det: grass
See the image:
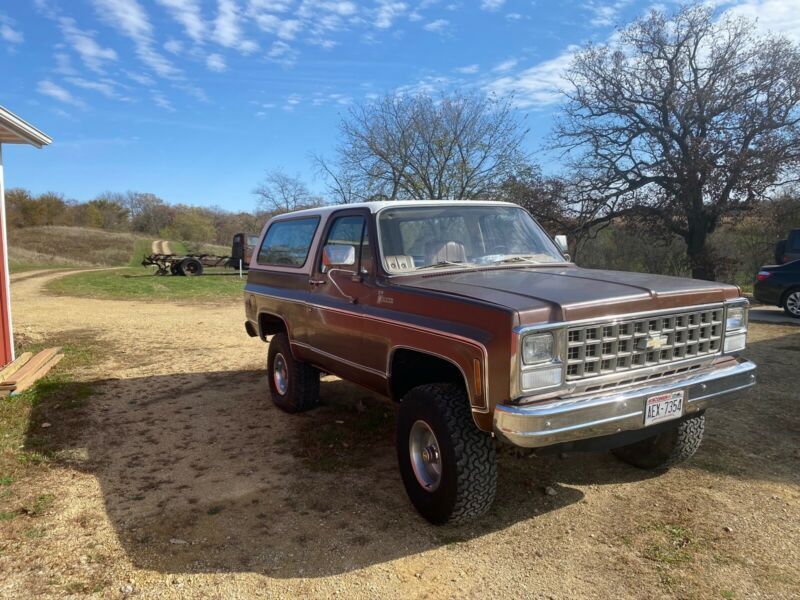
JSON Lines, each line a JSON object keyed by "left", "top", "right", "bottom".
{"left": 45, "top": 267, "right": 245, "bottom": 302}
{"left": 8, "top": 258, "right": 78, "bottom": 274}
{"left": 0, "top": 338, "right": 99, "bottom": 539}
{"left": 8, "top": 226, "right": 152, "bottom": 269}
{"left": 642, "top": 523, "right": 696, "bottom": 566}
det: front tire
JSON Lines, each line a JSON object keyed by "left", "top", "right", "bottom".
{"left": 396, "top": 383, "right": 496, "bottom": 524}
{"left": 782, "top": 288, "right": 800, "bottom": 318}
{"left": 267, "top": 333, "right": 320, "bottom": 412}
{"left": 612, "top": 413, "right": 705, "bottom": 470}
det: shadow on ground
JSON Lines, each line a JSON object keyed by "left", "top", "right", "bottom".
{"left": 22, "top": 327, "right": 800, "bottom": 578}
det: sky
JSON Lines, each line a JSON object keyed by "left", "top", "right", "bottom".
{"left": 1, "top": 0, "right": 799, "bottom": 212}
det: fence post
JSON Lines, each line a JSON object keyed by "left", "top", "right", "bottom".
{"left": 239, "top": 259, "right": 243, "bottom": 279}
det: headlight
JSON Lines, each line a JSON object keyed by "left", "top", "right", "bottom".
{"left": 522, "top": 333, "right": 554, "bottom": 364}
{"left": 726, "top": 306, "right": 746, "bottom": 331}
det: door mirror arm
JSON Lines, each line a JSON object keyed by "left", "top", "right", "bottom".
{"left": 327, "top": 268, "right": 358, "bottom": 304}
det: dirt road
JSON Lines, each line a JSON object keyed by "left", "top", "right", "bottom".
{"left": 2, "top": 271, "right": 799, "bottom": 598}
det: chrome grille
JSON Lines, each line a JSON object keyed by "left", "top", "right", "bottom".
{"left": 565, "top": 307, "right": 724, "bottom": 380}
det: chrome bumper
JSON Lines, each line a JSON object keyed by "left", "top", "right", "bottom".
{"left": 494, "top": 359, "right": 757, "bottom": 448}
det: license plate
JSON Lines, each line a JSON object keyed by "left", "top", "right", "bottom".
{"left": 644, "top": 390, "right": 684, "bottom": 426}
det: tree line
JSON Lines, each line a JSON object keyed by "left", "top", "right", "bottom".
{"left": 6, "top": 189, "right": 266, "bottom": 247}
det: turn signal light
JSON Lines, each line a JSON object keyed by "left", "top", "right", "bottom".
{"left": 756, "top": 271, "right": 772, "bottom": 281}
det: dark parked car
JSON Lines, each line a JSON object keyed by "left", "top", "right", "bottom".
{"left": 774, "top": 229, "right": 800, "bottom": 265}
{"left": 754, "top": 260, "right": 800, "bottom": 318}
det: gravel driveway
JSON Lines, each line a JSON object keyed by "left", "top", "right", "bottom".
{"left": 1, "top": 270, "right": 798, "bottom": 599}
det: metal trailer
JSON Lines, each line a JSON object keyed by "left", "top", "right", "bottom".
{"left": 142, "top": 232, "right": 257, "bottom": 276}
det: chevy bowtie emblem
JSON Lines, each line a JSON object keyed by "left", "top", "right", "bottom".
{"left": 638, "top": 332, "right": 669, "bottom": 351}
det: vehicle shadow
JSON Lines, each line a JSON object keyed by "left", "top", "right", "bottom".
{"left": 24, "top": 370, "right": 593, "bottom": 578}
{"left": 22, "top": 327, "right": 798, "bottom": 578}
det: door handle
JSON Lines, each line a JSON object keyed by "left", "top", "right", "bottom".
{"left": 309, "top": 278, "right": 326, "bottom": 285}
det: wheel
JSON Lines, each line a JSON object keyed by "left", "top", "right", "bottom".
{"left": 169, "top": 263, "right": 180, "bottom": 275}
{"left": 612, "top": 413, "right": 705, "bottom": 470}
{"left": 266, "top": 333, "right": 320, "bottom": 413}
{"left": 782, "top": 288, "right": 800, "bottom": 318}
{"left": 180, "top": 258, "right": 204, "bottom": 276}
{"left": 396, "top": 383, "right": 496, "bottom": 524}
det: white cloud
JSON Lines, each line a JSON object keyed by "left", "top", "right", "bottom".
{"left": 283, "top": 92, "right": 301, "bottom": 110}
{"left": 423, "top": 18, "right": 448, "bottom": 32}
{"left": 59, "top": 17, "right": 118, "bottom": 72}
{"left": 164, "top": 38, "right": 183, "bottom": 53}
{"left": 152, "top": 91, "right": 175, "bottom": 110}
{"left": 66, "top": 76, "right": 122, "bottom": 99}
{"left": 480, "top": 0, "right": 505, "bottom": 11}
{"left": 267, "top": 40, "right": 298, "bottom": 65}
{"left": 91, "top": 0, "right": 181, "bottom": 78}
{"left": 126, "top": 70, "right": 155, "bottom": 86}
{"left": 0, "top": 15, "right": 24, "bottom": 45}
{"left": 583, "top": 0, "right": 631, "bottom": 28}
{"left": 375, "top": 1, "right": 407, "bottom": 28}
{"left": 724, "top": 0, "right": 800, "bottom": 42}
{"left": 37, "top": 80, "right": 85, "bottom": 107}
{"left": 54, "top": 52, "right": 78, "bottom": 76}
{"left": 206, "top": 52, "right": 226, "bottom": 71}
{"left": 155, "top": 0, "right": 206, "bottom": 42}
{"left": 484, "top": 47, "right": 576, "bottom": 108}
{"left": 455, "top": 63, "right": 479, "bottom": 74}
{"left": 492, "top": 57, "right": 517, "bottom": 72}
{"left": 505, "top": 12, "right": 523, "bottom": 21}
{"left": 214, "top": 0, "right": 258, "bottom": 53}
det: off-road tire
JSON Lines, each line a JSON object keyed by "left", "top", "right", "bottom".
{"left": 782, "top": 288, "right": 800, "bottom": 318}
{"left": 396, "top": 383, "right": 496, "bottom": 525}
{"left": 612, "top": 413, "right": 705, "bottom": 470}
{"left": 180, "top": 258, "right": 204, "bottom": 276}
{"left": 267, "top": 333, "right": 320, "bottom": 413}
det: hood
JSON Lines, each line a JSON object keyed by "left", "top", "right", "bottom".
{"left": 398, "top": 265, "right": 740, "bottom": 324}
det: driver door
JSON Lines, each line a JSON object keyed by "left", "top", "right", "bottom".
{"left": 305, "top": 209, "right": 374, "bottom": 377}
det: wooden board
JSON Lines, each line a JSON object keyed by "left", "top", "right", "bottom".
{"left": 12, "top": 353, "right": 64, "bottom": 394}
{"left": 0, "top": 352, "right": 32, "bottom": 383}
{"left": 0, "top": 348, "right": 61, "bottom": 389}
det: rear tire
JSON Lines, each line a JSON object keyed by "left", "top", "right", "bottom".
{"left": 180, "top": 258, "right": 204, "bottom": 276}
{"left": 396, "top": 383, "right": 496, "bottom": 524}
{"left": 267, "top": 333, "right": 320, "bottom": 413}
{"left": 782, "top": 288, "right": 800, "bottom": 318}
{"left": 612, "top": 413, "right": 705, "bottom": 470}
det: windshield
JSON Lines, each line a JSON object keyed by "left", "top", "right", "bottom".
{"left": 377, "top": 205, "right": 565, "bottom": 273}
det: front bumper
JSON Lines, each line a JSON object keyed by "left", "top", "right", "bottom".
{"left": 494, "top": 359, "right": 756, "bottom": 448}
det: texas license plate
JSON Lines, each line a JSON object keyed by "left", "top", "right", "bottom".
{"left": 644, "top": 390, "right": 684, "bottom": 426}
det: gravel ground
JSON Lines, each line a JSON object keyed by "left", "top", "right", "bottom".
{"left": 1, "top": 269, "right": 798, "bottom": 599}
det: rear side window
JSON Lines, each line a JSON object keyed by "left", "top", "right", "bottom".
{"left": 789, "top": 231, "right": 800, "bottom": 251}
{"left": 257, "top": 217, "right": 320, "bottom": 267}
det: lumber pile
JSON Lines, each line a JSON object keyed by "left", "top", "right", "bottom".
{"left": 0, "top": 348, "right": 64, "bottom": 397}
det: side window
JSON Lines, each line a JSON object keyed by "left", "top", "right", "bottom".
{"left": 790, "top": 231, "right": 800, "bottom": 252}
{"left": 257, "top": 217, "right": 320, "bottom": 267}
{"left": 321, "top": 215, "right": 367, "bottom": 273}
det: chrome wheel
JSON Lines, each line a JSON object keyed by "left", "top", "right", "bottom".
{"left": 409, "top": 420, "right": 442, "bottom": 491}
{"left": 273, "top": 352, "right": 289, "bottom": 395}
{"left": 787, "top": 292, "right": 800, "bottom": 316}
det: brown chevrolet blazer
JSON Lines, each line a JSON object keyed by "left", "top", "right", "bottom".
{"left": 244, "top": 200, "right": 756, "bottom": 524}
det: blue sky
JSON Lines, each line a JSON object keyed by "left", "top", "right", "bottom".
{"left": 1, "top": 0, "right": 797, "bottom": 211}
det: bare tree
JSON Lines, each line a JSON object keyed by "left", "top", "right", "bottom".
{"left": 317, "top": 91, "right": 528, "bottom": 203}
{"left": 555, "top": 4, "right": 800, "bottom": 279}
{"left": 253, "top": 169, "right": 323, "bottom": 214}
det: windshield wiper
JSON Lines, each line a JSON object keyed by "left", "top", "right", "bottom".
{"left": 415, "top": 260, "right": 470, "bottom": 271}
{"left": 493, "top": 255, "right": 542, "bottom": 265}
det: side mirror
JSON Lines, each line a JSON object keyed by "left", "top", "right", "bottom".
{"left": 322, "top": 244, "right": 356, "bottom": 272}
{"left": 555, "top": 235, "right": 568, "bottom": 254}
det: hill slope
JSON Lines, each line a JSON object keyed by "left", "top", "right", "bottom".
{"left": 7, "top": 226, "right": 155, "bottom": 272}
